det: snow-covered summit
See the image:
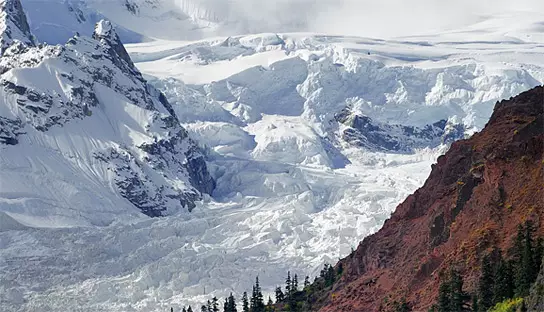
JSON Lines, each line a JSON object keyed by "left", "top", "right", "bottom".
{"left": 0, "top": 0, "right": 34, "bottom": 53}
{"left": 0, "top": 13, "right": 214, "bottom": 224}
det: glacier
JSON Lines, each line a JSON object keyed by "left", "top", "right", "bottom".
{"left": 1, "top": 1, "right": 544, "bottom": 311}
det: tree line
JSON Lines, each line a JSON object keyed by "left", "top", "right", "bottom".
{"left": 427, "top": 220, "right": 543, "bottom": 312}
{"left": 173, "top": 261, "right": 344, "bottom": 312}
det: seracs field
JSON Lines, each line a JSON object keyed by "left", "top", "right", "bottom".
{"left": 1, "top": 0, "right": 544, "bottom": 311}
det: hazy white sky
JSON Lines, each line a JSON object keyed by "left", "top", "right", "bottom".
{"left": 179, "top": 0, "right": 544, "bottom": 38}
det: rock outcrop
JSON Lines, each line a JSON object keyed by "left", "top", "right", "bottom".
{"left": 0, "top": 0, "right": 34, "bottom": 53}
{"left": 315, "top": 86, "right": 544, "bottom": 311}
{"left": 336, "top": 108, "right": 465, "bottom": 152}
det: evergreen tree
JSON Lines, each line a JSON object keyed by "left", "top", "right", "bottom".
{"left": 303, "top": 276, "right": 310, "bottom": 289}
{"left": 337, "top": 263, "right": 344, "bottom": 276}
{"left": 201, "top": 305, "right": 208, "bottom": 312}
{"left": 253, "top": 276, "right": 264, "bottom": 312}
{"left": 275, "top": 286, "right": 284, "bottom": 302}
{"left": 187, "top": 306, "right": 193, "bottom": 312}
{"left": 493, "top": 254, "right": 514, "bottom": 303}
{"left": 535, "top": 237, "right": 544, "bottom": 274}
{"left": 228, "top": 293, "right": 237, "bottom": 312}
{"left": 171, "top": 308, "right": 174, "bottom": 312}
{"left": 265, "top": 296, "right": 274, "bottom": 312}
{"left": 437, "top": 276, "right": 451, "bottom": 312}
{"left": 224, "top": 298, "right": 229, "bottom": 312}
{"left": 242, "top": 292, "right": 249, "bottom": 312}
{"left": 512, "top": 223, "right": 525, "bottom": 294}
{"left": 212, "top": 297, "right": 219, "bottom": 312}
{"left": 327, "top": 265, "right": 335, "bottom": 286}
{"left": 285, "top": 272, "right": 291, "bottom": 299}
{"left": 449, "top": 268, "right": 470, "bottom": 312}
{"left": 477, "top": 254, "right": 494, "bottom": 311}
{"left": 183, "top": 307, "right": 187, "bottom": 312}
{"left": 393, "top": 298, "right": 410, "bottom": 312}
{"left": 293, "top": 274, "right": 298, "bottom": 292}
{"left": 471, "top": 295, "right": 478, "bottom": 312}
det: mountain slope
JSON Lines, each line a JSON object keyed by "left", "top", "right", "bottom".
{"left": 0, "top": 1, "right": 214, "bottom": 226}
{"left": 314, "top": 86, "right": 544, "bottom": 311}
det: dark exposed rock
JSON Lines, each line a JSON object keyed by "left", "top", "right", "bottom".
{"left": 92, "top": 20, "right": 136, "bottom": 71}
{"left": 336, "top": 108, "right": 465, "bottom": 152}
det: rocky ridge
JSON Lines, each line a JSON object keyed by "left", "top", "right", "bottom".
{"left": 0, "top": 0, "right": 214, "bottom": 217}
{"left": 315, "top": 86, "right": 544, "bottom": 311}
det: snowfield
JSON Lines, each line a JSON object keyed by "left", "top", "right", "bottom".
{"left": 2, "top": 2, "right": 544, "bottom": 311}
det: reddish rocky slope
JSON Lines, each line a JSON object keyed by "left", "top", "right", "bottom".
{"left": 319, "top": 86, "right": 544, "bottom": 311}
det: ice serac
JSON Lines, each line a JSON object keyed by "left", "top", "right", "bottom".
{"left": 0, "top": 16, "right": 214, "bottom": 220}
{"left": 0, "top": 0, "right": 34, "bottom": 53}
{"left": 312, "top": 86, "right": 544, "bottom": 312}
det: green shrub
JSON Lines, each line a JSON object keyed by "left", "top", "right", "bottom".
{"left": 489, "top": 297, "right": 523, "bottom": 312}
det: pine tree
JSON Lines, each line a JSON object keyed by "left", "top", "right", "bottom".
{"left": 228, "top": 293, "right": 237, "bottom": 312}
{"left": 293, "top": 274, "right": 298, "bottom": 292}
{"left": 535, "top": 237, "right": 544, "bottom": 274}
{"left": 224, "top": 298, "right": 229, "bottom": 312}
{"left": 325, "top": 265, "right": 335, "bottom": 286}
{"left": 493, "top": 255, "right": 514, "bottom": 303}
{"left": 285, "top": 272, "right": 291, "bottom": 299}
{"left": 183, "top": 307, "right": 187, "bottom": 312}
{"left": 201, "top": 305, "right": 208, "bottom": 312}
{"left": 275, "top": 286, "right": 284, "bottom": 302}
{"left": 212, "top": 297, "right": 219, "bottom": 312}
{"left": 477, "top": 254, "right": 494, "bottom": 311}
{"left": 187, "top": 306, "right": 193, "bottom": 312}
{"left": 471, "top": 295, "right": 478, "bottom": 312}
{"left": 265, "top": 296, "right": 274, "bottom": 312}
{"left": 171, "top": 308, "right": 174, "bottom": 312}
{"left": 303, "top": 276, "right": 310, "bottom": 289}
{"left": 254, "top": 277, "right": 264, "bottom": 312}
{"left": 393, "top": 298, "right": 410, "bottom": 312}
{"left": 242, "top": 291, "right": 249, "bottom": 312}
{"left": 512, "top": 220, "right": 538, "bottom": 297}
{"left": 437, "top": 276, "right": 451, "bottom": 312}
{"left": 337, "top": 263, "right": 344, "bottom": 276}
{"left": 449, "top": 268, "right": 470, "bottom": 312}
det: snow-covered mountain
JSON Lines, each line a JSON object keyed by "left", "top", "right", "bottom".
{"left": 1, "top": 0, "right": 544, "bottom": 311}
{"left": 0, "top": 0, "right": 214, "bottom": 226}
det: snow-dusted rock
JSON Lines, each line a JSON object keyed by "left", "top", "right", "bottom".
{"left": 0, "top": 18, "right": 214, "bottom": 220}
{"left": 0, "top": 0, "right": 34, "bottom": 53}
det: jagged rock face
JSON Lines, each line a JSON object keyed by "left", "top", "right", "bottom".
{"left": 0, "top": 0, "right": 34, "bottom": 53}
{"left": 0, "top": 18, "right": 214, "bottom": 218}
{"left": 336, "top": 108, "right": 465, "bottom": 152}
{"left": 92, "top": 19, "right": 136, "bottom": 70}
{"left": 315, "top": 86, "right": 544, "bottom": 312}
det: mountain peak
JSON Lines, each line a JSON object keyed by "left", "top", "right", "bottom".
{"left": 0, "top": 0, "right": 35, "bottom": 53}
{"left": 92, "top": 19, "right": 135, "bottom": 69}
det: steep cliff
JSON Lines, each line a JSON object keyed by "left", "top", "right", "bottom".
{"left": 316, "top": 86, "right": 544, "bottom": 311}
